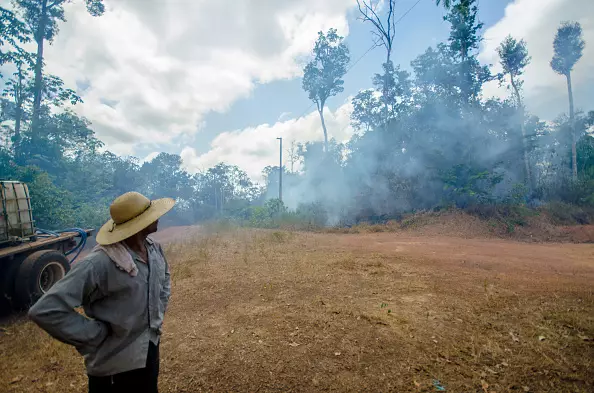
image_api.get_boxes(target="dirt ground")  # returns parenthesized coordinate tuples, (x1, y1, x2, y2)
(1, 225, 593, 392)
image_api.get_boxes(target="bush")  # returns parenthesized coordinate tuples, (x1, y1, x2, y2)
(237, 199, 331, 230)
(536, 179, 594, 207)
(543, 202, 594, 225)
(465, 203, 538, 233)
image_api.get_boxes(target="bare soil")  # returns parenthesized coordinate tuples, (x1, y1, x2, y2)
(1, 225, 593, 392)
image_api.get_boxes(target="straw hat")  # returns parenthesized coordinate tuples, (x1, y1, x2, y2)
(96, 192, 175, 245)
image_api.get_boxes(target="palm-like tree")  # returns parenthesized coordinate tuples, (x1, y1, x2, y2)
(551, 21, 586, 180)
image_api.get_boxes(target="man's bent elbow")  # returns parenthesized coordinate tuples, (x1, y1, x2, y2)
(28, 309, 42, 331)
(27, 297, 50, 328)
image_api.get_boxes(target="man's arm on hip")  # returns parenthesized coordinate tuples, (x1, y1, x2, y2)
(28, 253, 109, 355)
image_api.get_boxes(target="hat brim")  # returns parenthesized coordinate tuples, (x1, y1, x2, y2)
(96, 198, 176, 245)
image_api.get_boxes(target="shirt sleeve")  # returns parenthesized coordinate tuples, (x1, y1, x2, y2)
(158, 243, 171, 313)
(28, 254, 109, 355)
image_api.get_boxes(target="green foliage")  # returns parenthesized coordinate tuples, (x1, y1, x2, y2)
(497, 36, 531, 81)
(506, 183, 529, 205)
(350, 89, 383, 132)
(550, 21, 585, 76)
(445, 0, 482, 60)
(0, 6, 31, 76)
(15, 166, 74, 229)
(465, 203, 538, 233)
(302, 28, 350, 150)
(441, 164, 504, 207)
(302, 28, 349, 107)
(577, 122, 594, 179)
(436, 0, 453, 8)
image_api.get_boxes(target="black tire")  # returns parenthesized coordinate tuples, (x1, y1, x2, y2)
(16, 250, 70, 307)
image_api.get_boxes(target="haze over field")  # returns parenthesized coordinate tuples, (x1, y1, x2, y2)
(0, 0, 593, 228)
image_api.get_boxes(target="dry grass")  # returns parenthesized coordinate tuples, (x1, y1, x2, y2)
(325, 209, 594, 244)
(1, 227, 593, 392)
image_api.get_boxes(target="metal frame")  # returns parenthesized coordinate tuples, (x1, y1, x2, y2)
(0, 230, 93, 261)
(1, 181, 35, 244)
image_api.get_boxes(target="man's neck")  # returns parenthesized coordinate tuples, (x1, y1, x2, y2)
(123, 233, 147, 253)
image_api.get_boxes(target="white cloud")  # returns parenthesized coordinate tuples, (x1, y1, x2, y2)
(181, 100, 354, 182)
(32, 0, 354, 155)
(278, 111, 293, 121)
(479, 0, 594, 119)
(143, 151, 160, 163)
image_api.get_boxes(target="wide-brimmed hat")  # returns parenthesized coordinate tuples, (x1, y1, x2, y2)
(96, 192, 175, 245)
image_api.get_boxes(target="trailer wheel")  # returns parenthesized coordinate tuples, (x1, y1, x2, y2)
(16, 250, 70, 307)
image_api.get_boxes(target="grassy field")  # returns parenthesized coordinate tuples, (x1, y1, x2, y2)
(1, 225, 593, 392)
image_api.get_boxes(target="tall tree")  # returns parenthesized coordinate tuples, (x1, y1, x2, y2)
(0, 6, 31, 157)
(13, 0, 105, 142)
(302, 28, 349, 152)
(550, 21, 586, 180)
(497, 35, 532, 188)
(3, 60, 82, 162)
(356, 0, 396, 64)
(444, 0, 488, 103)
(356, 0, 396, 126)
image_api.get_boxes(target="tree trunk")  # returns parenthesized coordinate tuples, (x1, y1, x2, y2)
(14, 98, 23, 157)
(383, 52, 391, 131)
(566, 72, 577, 180)
(318, 105, 329, 153)
(510, 75, 532, 189)
(31, 0, 48, 142)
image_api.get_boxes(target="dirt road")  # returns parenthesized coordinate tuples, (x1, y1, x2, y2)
(1, 228, 593, 392)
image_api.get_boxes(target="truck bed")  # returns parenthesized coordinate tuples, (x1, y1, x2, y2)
(0, 230, 93, 260)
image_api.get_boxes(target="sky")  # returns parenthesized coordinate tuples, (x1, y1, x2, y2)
(2, 0, 593, 181)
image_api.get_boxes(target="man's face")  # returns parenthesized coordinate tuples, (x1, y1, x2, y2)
(146, 220, 159, 234)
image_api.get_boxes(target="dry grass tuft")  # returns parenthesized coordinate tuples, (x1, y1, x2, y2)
(1, 226, 593, 392)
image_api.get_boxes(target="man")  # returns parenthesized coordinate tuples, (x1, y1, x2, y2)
(29, 191, 175, 393)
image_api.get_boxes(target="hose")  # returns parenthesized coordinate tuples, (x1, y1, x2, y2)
(35, 228, 88, 264)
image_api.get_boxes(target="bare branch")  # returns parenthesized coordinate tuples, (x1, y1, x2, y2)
(356, 0, 388, 39)
(356, 0, 395, 56)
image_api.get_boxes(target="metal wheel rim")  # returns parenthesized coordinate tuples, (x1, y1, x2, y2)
(38, 261, 66, 293)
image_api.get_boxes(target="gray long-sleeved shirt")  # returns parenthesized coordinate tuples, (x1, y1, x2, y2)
(28, 236, 171, 377)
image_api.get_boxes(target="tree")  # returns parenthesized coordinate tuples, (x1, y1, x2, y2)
(286, 140, 300, 173)
(436, 0, 453, 8)
(550, 21, 586, 180)
(1, 51, 34, 158)
(497, 35, 532, 188)
(0, 6, 31, 77)
(356, 0, 395, 64)
(372, 62, 412, 122)
(443, 0, 489, 103)
(140, 153, 193, 200)
(3, 59, 83, 162)
(12, 0, 105, 141)
(0, 6, 33, 158)
(351, 89, 382, 132)
(356, 0, 396, 126)
(302, 28, 349, 152)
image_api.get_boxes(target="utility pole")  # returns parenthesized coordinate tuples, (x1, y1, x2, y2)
(276, 137, 283, 202)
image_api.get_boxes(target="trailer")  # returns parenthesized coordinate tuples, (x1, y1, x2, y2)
(1, 181, 93, 310)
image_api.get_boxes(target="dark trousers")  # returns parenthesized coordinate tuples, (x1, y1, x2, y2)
(88, 341, 159, 393)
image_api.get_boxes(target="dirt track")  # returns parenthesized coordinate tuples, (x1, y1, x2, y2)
(1, 227, 593, 392)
